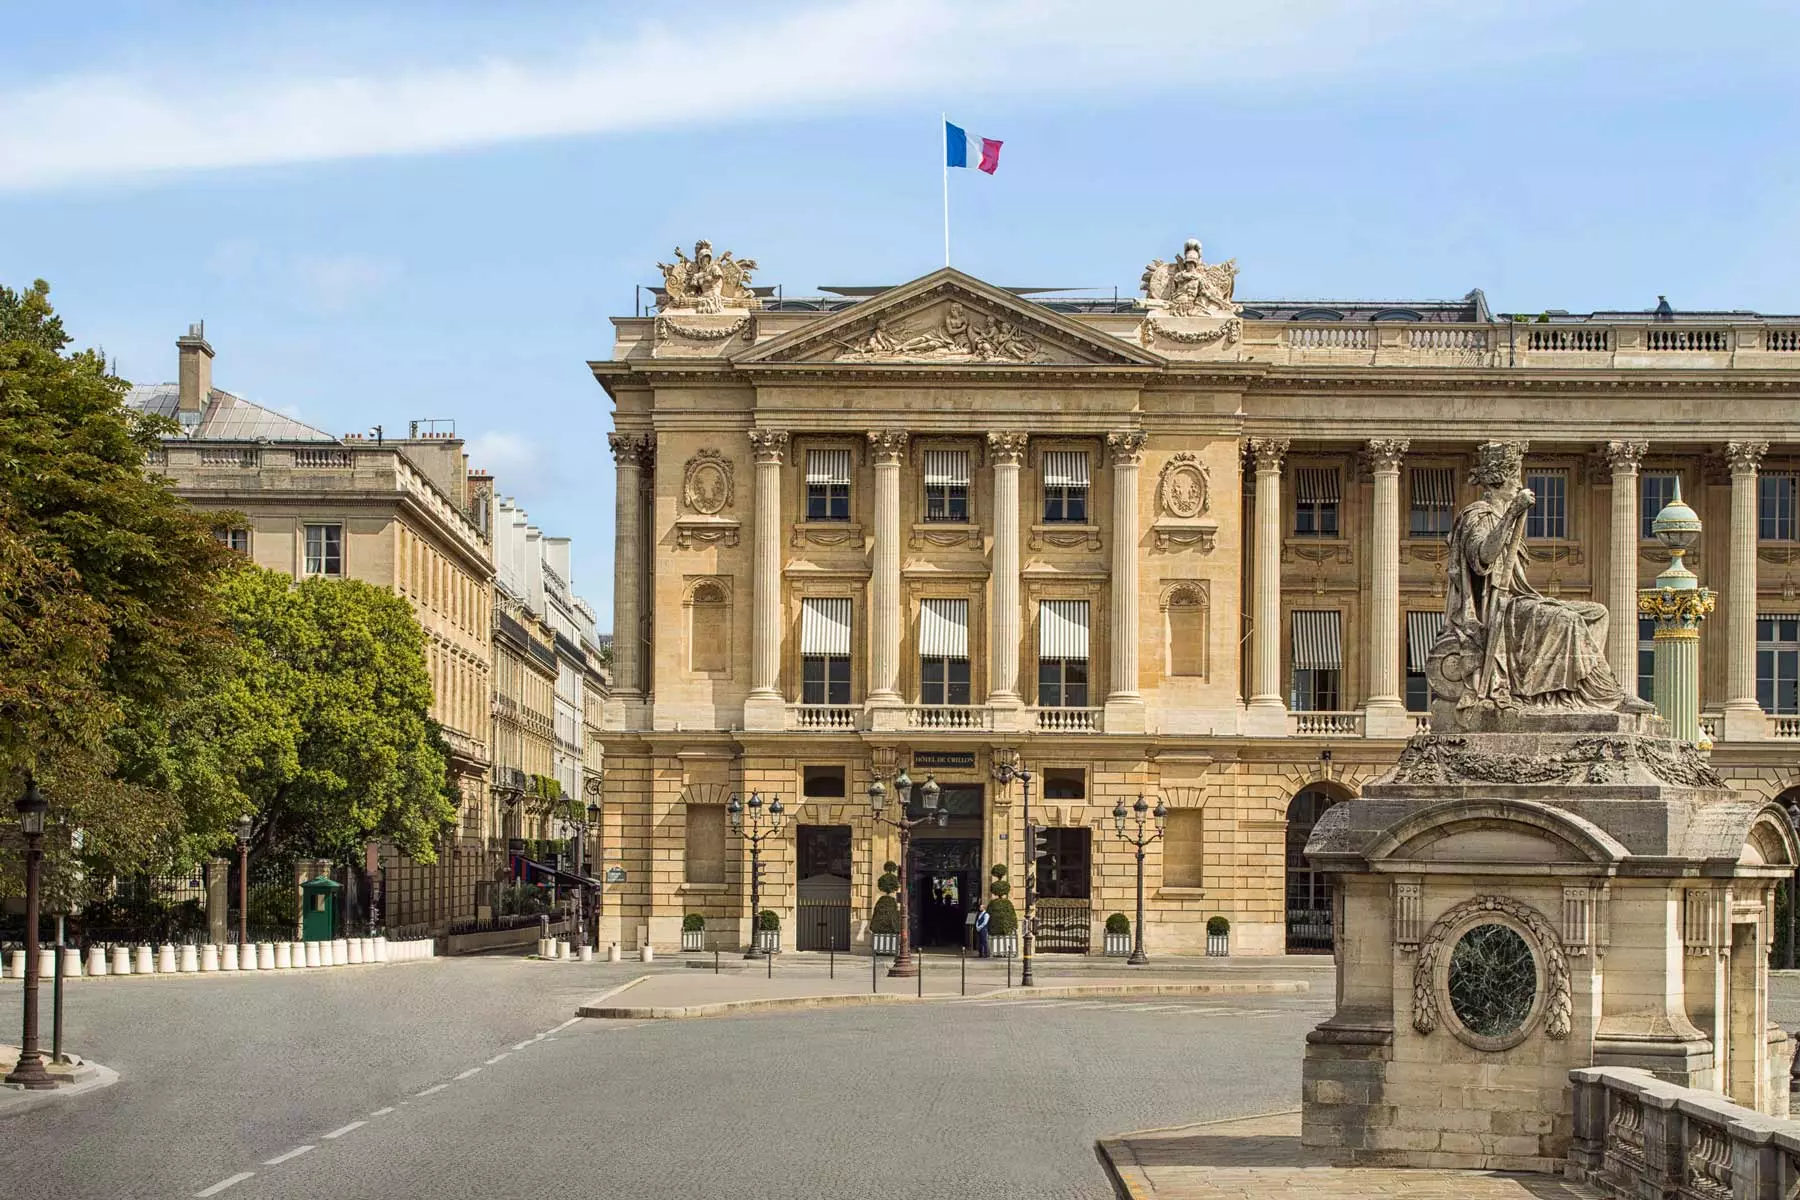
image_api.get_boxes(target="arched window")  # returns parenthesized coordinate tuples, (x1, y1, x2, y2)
(1162, 582, 1209, 678)
(1285, 784, 1350, 953)
(688, 581, 731, 674)
(1291, 308, 1345, 322)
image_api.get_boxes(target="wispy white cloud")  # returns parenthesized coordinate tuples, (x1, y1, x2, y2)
(0, 1, 1521, 192)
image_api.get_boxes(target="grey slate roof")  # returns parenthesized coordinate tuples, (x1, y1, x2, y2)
(125, 383, 338, 444)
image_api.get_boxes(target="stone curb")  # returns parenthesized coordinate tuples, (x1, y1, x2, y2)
(1095, 1108, 1303, 1200)
(0, 1058, 122, 1120)
(578, 978, 1307, 1020)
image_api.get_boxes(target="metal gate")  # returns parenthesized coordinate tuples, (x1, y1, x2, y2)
(796, 900, 850, 951)
(1285, 786, 1341, 953)
(1033, 901, 1091, 953)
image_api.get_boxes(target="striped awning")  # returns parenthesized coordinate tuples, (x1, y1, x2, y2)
(1406, 611, 1446, 672)
(1294, 468, 1340, 504)
(1290, 610, 1343, 671)
(800, 597, 853, 656)
(919, 598, 970, 659)
(1042, 450, 1090, 488)
(1039, 599, 1090, 660)
(923, 449, 971, 486)
(1410, 467, 1455, 510)
(806, 448, 853, 485)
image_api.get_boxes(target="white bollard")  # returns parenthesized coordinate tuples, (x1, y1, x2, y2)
(178, 944, 198, 973)
(111, 946, 131, 976)
(535, 938, 548, 959)
(348, 938, 364, 965)
(200, 945, 219, 973)
(6, 949, 23, 979)
(274, 942, 292, 970)
(579, 945, 593, 963)
(136, 945, 155, 974)
(608, 943, 621, 963)
(304, 941, 322, 968)
(333, 938, 349, 966)
(373, 936, 389, 963)
(360, 937, 374, 962)
(39, 948, 56, 977)
(288, 941, 303, 968)
(555, 939, 570, 960)
(63, 946, 82, 977)
(640, 944, 654, 963)
(258, 943, 276, 970)
(241, 941, 259, 972)
(222, 943, 239, 971)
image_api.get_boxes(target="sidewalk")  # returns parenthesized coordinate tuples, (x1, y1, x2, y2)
(0, 1045, 120, 1117)
(1097, 1112, 1600, 1200)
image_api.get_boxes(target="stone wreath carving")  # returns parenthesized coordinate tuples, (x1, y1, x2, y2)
(1139, 314, 1242, 348)
(1156, 453, 1211, 518)
(1389, 734, 1725, 789)
(1413, 894, 1571, 1041)
(682, 449, 734, 515)
(655, 314, 753, 343)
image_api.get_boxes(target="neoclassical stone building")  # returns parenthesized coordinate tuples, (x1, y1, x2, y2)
(593, 238, 1800, 956)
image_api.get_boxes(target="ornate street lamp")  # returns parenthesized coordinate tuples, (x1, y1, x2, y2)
(868, 767, 946, 979)
(235, 813, 253, 948)
(579, 799, 601, 950)
(6, 776, 55, 1089)
(991, 752, 1037, 987)
(728, 792, 786, 958)
(1111, 795, 1168, 966)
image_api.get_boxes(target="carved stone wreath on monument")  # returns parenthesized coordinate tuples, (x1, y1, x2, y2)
(1413, 894, 1571, 1048)
(673, 447, 740, 550)
(1152, 452, 1219, 552)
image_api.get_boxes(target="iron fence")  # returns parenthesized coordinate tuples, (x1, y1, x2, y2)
(1033, 901, 1092, 953)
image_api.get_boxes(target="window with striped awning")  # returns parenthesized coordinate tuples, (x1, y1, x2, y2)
(1406, 611, 1446, 672)
(922, 450, 970, 486)
(1038, 600, 1090, 660)
(799, 597, 853, 656)
(1041, 451, 1090, 488)
(1409, 467, 1456, 537)
(919, 599, 970, 659)
(1290, 610, 1343, 670)
(1294, 468, 1340, 504)
(805, 448, 854, 485)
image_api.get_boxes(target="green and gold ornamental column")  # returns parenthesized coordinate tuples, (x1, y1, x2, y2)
(1639, 480, 1715, 746)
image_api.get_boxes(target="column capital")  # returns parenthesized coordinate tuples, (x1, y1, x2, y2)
(1726, 440, 1769, 475)
(867, 430, 908, 465)
(608, 432, 653, 467)
(1245, 437, 1289, 474)
(748, 429, 789, 464)
(987, 431, 1029, 465)
(1602, 440, 1649, 476)
(1107, 429, 1147, 466)
(1363, 438, 1410, 473)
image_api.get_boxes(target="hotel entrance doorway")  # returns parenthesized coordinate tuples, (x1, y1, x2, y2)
(905, 783, 983, 949)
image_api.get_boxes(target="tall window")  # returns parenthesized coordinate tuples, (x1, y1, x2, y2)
(1641, 472, 1682, 539)
(1165, 585, 1207, 677)
(922, 449, 970, 522)
(1757, 615, 1800, 714)
(918, 598, 971, 705)
(1163, 808, 1204, 888)
(1041, 450, 1089, 523)
(688, 582, 729, 673)
(1405, 611, 1443, 712)
(1290, 610, 1343, 711)
(800, 597, 852, 705)
(805, 448, 852, 521)
(1408, 467, 1455, 537)
(1036, 828, 1090, 899)
(1525, 469, 1568, 540)
(1760, 475, 1798, 542)
(1637, 617, 1656, 704)
(303, 523, 343, 576)
(1037, 600, 1090, 707)
(216, 528, 251, 554)
(1293, 468, 1340, 537)
(684, 803, 726, 884)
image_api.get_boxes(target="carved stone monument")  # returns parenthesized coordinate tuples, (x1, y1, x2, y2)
(1301, 441, 1797, 1172)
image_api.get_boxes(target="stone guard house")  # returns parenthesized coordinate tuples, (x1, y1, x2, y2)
(592, 239, 1800, 958)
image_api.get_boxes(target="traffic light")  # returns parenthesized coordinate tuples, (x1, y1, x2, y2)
(1031, 824, 1049, 860)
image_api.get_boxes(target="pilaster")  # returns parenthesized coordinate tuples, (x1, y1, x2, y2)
(1245, 437, 1289, 736)
(607, 432, 652, 730)
(867, 431, 907, 718)
(1364, 438, 1409, 737)
(1723, 441, 1768, 741)
(1605, 440, 1648, 688)
(987, 432, 1027, 722)
(744, 430, 788, 731)
(1104, 430, 1147, 734)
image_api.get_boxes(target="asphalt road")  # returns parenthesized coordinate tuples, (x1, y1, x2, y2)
(1, 958, 1331, 1200)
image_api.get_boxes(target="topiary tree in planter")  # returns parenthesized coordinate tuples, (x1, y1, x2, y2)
(758, 909, 781, 931)
(1206, 914, 1231, 957)
(682, 912, 706, 932)
(1105, 912, 1131, 935)
(1207, 915, 1230, 936)
(870, 861, 902, 938)
(987, 863, 1018, 936)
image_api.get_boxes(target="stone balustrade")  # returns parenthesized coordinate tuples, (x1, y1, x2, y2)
(903, 704, 993, 731)
(1568, 1066, 1799, 1199)
(1288, 710, 1365, 737)
(786, 704, 861, 731)
(1032, 706, 1101, 733)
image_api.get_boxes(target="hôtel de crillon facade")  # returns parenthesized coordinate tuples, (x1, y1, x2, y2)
(592, 236, 1800, 958)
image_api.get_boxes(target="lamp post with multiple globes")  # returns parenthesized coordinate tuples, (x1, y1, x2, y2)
(727, 792, 786, 958)
(867, 768, 946, 979)
(6, 776, 55, 1089)
(1111, 795, 1167, 966)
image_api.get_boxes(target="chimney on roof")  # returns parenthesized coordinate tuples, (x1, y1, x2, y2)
(176, 321, 214, 416)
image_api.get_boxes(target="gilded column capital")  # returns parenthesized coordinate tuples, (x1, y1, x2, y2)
(1246, 437, 1289, 475)
(748, 429, 789, 464)
(1639, 586, 1717, 633)
(1726, 440, 1769, 475)
(1603, 440, 1649, 476)
(1364, 438, 1409, 474)
(867, 430, 908, 465)
(987, 431, 1029, 465)
(608, 432, 653, 467)
(1107, 429, 1147, 466)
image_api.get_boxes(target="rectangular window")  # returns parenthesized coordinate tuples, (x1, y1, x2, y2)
(1756, 615, 1800, 714)
(1637, 617, 1656, 704)
(1037, 658, 1089, 708)
(797, 824, 852, 882)
(1641, 472, 1682, 539)
(1290, 610, 1343, 712)
(1405, 611, 1444, 712)
(303, 523, 343, 576)
(800, 597, 853, 705)
(805, 448, 852, 521)
(802, 766, 846, 798)
(1525, 469, 1568, 540)
(1037, 599, 1090, 707)
(1041, 450, 1089, 523)
(1408, 467, 1455, 537)
(802, 656, 851, 705)
(216, 528, 251, 553)
(922, 449, 970, 522)
(1760, 475, 1798, 542)
(1293, 468, 1340, 537)
(684, 803, 727, 884)
(920, 657, 972, 706)
(1163, 808, 1204, 889)
(1037, 827, 1090, 900)
(1041, 767, 1085, 800)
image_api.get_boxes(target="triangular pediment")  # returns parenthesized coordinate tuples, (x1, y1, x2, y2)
(734, 269, 1161, 368)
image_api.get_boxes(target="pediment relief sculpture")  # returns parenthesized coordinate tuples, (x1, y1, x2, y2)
(832, 300, 1051, 364)
(658, 239, 760, 314)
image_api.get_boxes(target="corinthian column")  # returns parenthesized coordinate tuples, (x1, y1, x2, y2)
(607, 432, 648, 727)
(1723, 440, 1769, 741)
(1246, 438, 1289, 736)
(1104, 430, 1147, 734)
(1604, 441, 1648, 689)
(867, 432, 907, 715)
(744, 430, 789, 731)
(1364, 438, 1408, 737)
(987, 432, 1028, 717)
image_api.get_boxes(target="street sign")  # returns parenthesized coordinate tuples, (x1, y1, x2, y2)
(604, 866, 627, 883)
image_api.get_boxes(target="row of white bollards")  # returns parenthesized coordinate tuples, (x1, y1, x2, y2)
(532, 939, 600, 963)
(3, 935, 438, 980)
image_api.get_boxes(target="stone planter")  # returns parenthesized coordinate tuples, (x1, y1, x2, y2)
(755, 928, 780, 954)
(871, 932, 899, 957)
(680, 929, 705, 952)
(990, 933, 1018, 959)
(1206, 932, 1229, 957)
(1104, 932, 1132, 957)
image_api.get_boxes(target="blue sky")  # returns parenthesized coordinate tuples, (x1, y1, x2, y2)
(4, 2, 1797, 626)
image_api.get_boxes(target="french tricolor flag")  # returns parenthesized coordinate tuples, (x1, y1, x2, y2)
(945, 120, 1002, 174)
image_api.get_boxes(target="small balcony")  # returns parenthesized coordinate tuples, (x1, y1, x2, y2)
(1770, 716, 1800, 740)
(1031, 706, 1102, 733)
(904, 705, 993, 731)
(1288, 711, 1365, 737)
(786, 704, 862, 731)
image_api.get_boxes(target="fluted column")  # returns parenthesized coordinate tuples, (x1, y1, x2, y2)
(987, 432, 1028, 715)
(743, 430, 789, 731)
(867, 432, 907, 713)
(1105, 430, 1147, 734)
(607, 433, 648, 726)
(1246, 438, 1289, 735)
(1364, 438, 1408, 737)
(1604, 441, 1648, 689)
(1723, 440, 1769, 741)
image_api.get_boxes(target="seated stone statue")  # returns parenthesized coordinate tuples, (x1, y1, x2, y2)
(1427, 441, 1648, 714)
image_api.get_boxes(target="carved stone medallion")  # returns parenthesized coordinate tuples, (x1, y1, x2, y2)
(1413, 894, 1571, 1047)
(682, 449, 734, 515)
(1157, 453, 1210, 519)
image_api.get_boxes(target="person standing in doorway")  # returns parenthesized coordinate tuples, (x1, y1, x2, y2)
(975, 899, 991, 958)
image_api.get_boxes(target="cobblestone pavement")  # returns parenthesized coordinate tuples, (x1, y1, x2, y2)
(3, 955, 1334, 1200)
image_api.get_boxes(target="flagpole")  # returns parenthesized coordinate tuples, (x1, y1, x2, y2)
(941, 112, 950, 267)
